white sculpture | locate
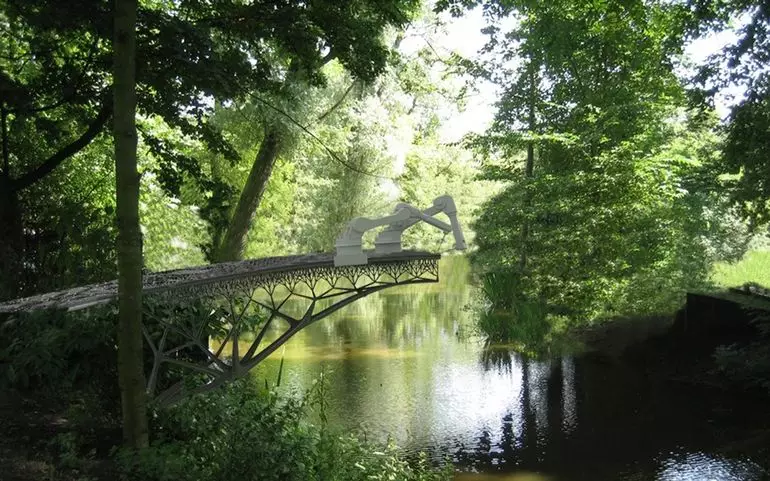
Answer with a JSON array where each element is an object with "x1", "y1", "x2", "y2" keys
[{"x1": 334, "y1": 195, "x2": 466, "y2": 266}]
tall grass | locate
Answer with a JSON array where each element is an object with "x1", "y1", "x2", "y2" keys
[{"x1": 712, "y1": 250, "x2": 770, "y2": 288}]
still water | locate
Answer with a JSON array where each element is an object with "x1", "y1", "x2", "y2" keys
[{"x1": 251, "y1": 257, "x2": 769, "y2": 480}]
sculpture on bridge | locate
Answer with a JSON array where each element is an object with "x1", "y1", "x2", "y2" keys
[{"x1": 334, "y1": 195, "x2": 466, "y2": 266}]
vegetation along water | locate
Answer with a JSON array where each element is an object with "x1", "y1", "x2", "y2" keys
[{"x1": 2, "y1": 0, "x2": 770, "y2": 480}]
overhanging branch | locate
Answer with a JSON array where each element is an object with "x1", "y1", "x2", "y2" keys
[{"x1": 13, "y1": 98, "x2": 113, "y2": 192}]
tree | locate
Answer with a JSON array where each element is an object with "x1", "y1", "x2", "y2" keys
[
  {"x1": 450, "y1": 0, "x2": 733, "y2": 323},
  {"x1": 0, "y1": 0, "x2": 419, "y2": 294},
  {"x1": 210, "y1": 0, "x2": 421, "y2": 262},
  {"x1": 0, "y1": 0, "x2": 114, "y2": 297},
  {"x1": 686, "y1": 1, "x2": 770, "y2": 224},
  {"x1": 113, "y1": 0, "x2": 148, "y2": 449}
]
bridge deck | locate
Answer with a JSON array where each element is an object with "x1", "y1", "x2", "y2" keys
[{"x1": 0, "y1": 250, "x2": 440, "y2": 314}]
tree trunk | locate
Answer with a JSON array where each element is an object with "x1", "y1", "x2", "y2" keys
[
  {"x1": 113, "y1": 0, "x2": 148, "y2": 450},
  {"x1": 0, "y1": 180, "x2": 22, "y2": 301},
  {"x1": 519, "y1": 60, "x2": 537, "y2": 272},
  {"x1": 215, "y1": 127, "x2": 282, "y2": 262},
  {"x1": 0, "y1": 106, "x2": 21, "y2": 301}
]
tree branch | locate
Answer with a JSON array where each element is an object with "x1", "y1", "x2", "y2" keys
[
  {"x1": 250, "y1": 93, "x2": 391, "y2": 180},
  {"x1": 12, "y1": 97, "x2": 70, "y2": 115},
  {"x1": 13, "y1": 98, "x2": 112, "y2": 192},
  {"x1": 317, "y1": 81, "x2": 357, "y2": 122}
]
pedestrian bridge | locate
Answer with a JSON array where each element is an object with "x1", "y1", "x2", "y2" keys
[{"x1": 0, "y1": 196, "x2": 465, "y2": 405}]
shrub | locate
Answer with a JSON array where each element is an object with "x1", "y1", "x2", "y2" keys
[
  {"x1": 0, "y1": 306, "x2": 119, "y2": 405},
  {"x1": 119, "y1": 379, "x2": 451, "y2": 481}
]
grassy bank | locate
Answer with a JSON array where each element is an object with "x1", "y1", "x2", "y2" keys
[
  {"x1": 475, "y1": 248, "x2": 770, "y2": 352},
  {"x1": 712, "y1": 250, "x2": 770, "y2": 288}
]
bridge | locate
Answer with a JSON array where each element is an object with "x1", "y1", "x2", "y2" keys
[{"x1": 0, "y1": 196, "x2": 465, "y2": 406}]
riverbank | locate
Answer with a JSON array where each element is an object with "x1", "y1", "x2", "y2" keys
[{"x1": 579, "y1": 288, "x2": 770, "y2": 382}]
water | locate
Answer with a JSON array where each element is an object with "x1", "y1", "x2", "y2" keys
[{"x1": 250, "y1": 257, "x2": 769, "y2": 480}]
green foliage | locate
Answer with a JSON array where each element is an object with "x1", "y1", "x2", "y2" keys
[
  {"x1": 458, "y1": 0, "x2": 750, "y2": 341},
  {"x1": 473, "y1": 116, "x2": 737, "y2": 324},
  {"x1": 140, "y1": 178, "x2": 207, "y2": 271},
  {"x1": 187, "y1": 16, "x2": 490, "y2": 259},
  {"x1": 2, "y1": 135, "x2": 118, "y2": 299},
  {"x1": 118, "y1": 379, "x2": 451, "y2": 481},
  {"x1": 51, "y1": 431, "x2": 97, "y2": 472},
  {"x1": 0, "y1": 306, "x2": 118, "y2": 403},
  {"x1": 1, "y1": 0, "x2": 483, "y2": 287},
  {"x1": 0, "y1": 0, "x2": 422, "y2": 289},
  {"x1": 685, "y1": 1, "x2": 770, "y2": 225},
  {"x1": 286, "y1": 93, "x2": 396, "y2": 253},
  {"x1": 2, "y1": 0, "x2": 420, "y2": 172},
  {"x1": 399, "y1": 141, "x2": 495, "y2": 250},
  {"x1": 722, "y1": 85, "x2": 770, "y2": 223}
]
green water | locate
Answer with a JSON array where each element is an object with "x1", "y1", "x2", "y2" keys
[{"x1": 252, "y1": 257, "x2": 769, "y2": 480}]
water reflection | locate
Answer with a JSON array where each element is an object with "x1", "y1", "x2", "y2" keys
[
  {"x1": 249, "y1": 256, "x2": 768, "y2": 480},
  {"x1": 454, "y1": 474, "x2": 554, "y2": 481},
  {"x1": 656, "y1": 453, "x2": 765, "y2": 481}
]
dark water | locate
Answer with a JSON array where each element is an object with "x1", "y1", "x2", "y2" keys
[{"x1": 251, "y1": 257, "x2": 770, "y2": 480}]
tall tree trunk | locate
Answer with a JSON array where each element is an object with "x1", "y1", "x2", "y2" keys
[
  {"x1": 113, "y1": 0, "x2": 148, "y2": 450},
  {"x1": 519, "y1": 60, "x2": 537, "y2": 272},
  {"x1": 0, "y1": 180, "x2": 22, "y2": 301},
  {"x1": 0, "y1": 106, "x2": 22, "y2": 301},
  {"x1": 215, "y1": 127, "x2": 282, "y2": 262}
]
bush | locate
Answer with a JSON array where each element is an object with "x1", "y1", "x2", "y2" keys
[
  {"x1": 119, "y1": 379, "x2": 451, "y2": 481},
  {"x1": 0, "y1": 297, "x2": 223, "y2": 404},
  {"x1": 0, "y1": 306, "x2": 119, "y2": 405}
]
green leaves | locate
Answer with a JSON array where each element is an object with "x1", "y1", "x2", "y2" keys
[
  {"x1": 122, "y1": 379, "x2": 451, "y2": 481},
  {"x1": 1, "y1": 0, "x2": 422, "y2": 293},
  {"x1": 682, "y1": 1, "x2": 770, "y2": 223},
  {"x1": 465, "y1": 0, "x2": 745, "y2": 334},
  {"x1": 723, "y1": 84, "x2": 770, "y2": 223}
]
